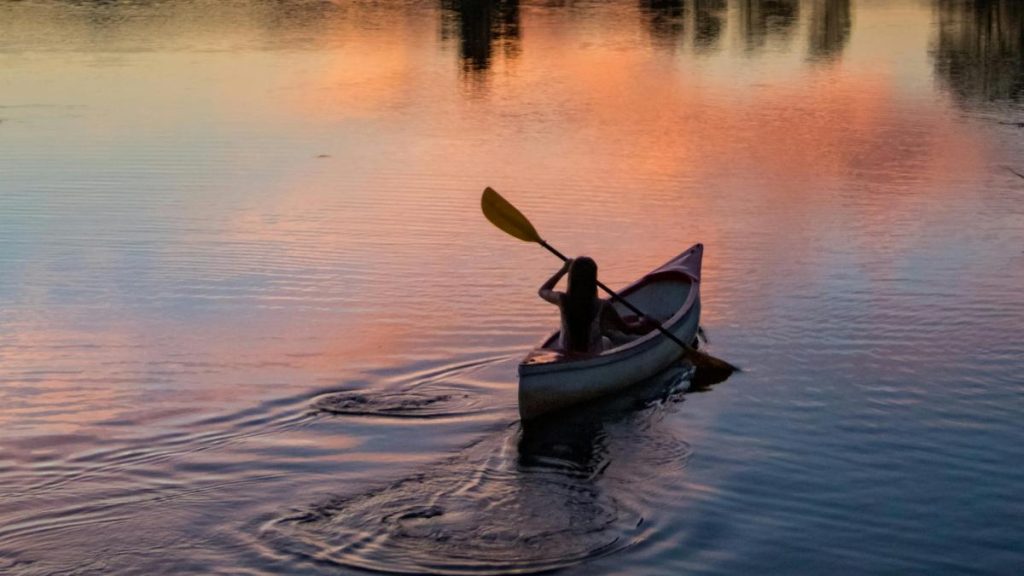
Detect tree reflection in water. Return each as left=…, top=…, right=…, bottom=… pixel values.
left=441, top=0, right=521, bottom=75
left=933, top=0, right=1024, bottom=104
left=694, top=0, right=726, bottom=52
left=640, top=0, right=687, bottom=48
left=808, top=0, right=851, bottom=62
left=737, top=0, right=800, bottom=52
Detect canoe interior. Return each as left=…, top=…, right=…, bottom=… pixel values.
left=610, top=279, right=691, bottom=325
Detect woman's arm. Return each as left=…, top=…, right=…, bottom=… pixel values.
left=539, top=259, right=572, bottom=305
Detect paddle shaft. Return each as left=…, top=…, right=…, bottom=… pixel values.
left=537, top=240, right=697, bottom=353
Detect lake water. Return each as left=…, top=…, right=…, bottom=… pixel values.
left=1, top=0, right=1023, bottom=574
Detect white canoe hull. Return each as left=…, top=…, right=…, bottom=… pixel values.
left=518, top=244, right=703, bottom=421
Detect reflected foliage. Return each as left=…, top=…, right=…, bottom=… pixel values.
left=737, top=0, right=800, bottom=51
left=640, top=0, right=687, bottom=47
left=639, top=0, right=726, bottom=52
left=807, top=0, right=851, bottom=61
left=933, top=0, right=1024, bottom=103
left=694, top=0, right=726, bottom=51
left=441, top=0, right=521, bottom=73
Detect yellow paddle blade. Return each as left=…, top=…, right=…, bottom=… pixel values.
left=481, top=187, right=543, bottom=243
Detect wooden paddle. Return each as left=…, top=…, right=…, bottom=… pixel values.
left=481, top=186, right=740, bottom=379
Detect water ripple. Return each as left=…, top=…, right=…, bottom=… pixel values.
left=261, top=366, right=697, bottom=575
left=313, top=355, right=514, bottom=420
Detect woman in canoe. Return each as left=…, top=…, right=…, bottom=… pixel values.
left=539, top=257, right=658, bottom=354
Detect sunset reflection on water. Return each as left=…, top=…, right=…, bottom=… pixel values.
left=1, top=1, right=1023, bottom=574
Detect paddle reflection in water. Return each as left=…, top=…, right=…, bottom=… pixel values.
left=261, top=364, right=721, bottom=575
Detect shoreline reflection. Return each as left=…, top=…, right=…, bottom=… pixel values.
left=694, top=0, right=726, bottom=51
left=738, top=0, right=800, bottom=52
left=933, top=0, right=1024, bottom=105
left=640, top=0, right=688, bottom=47
left=808, top=0, right=851, bottom=61
left=441, top=0, right=521, bottom=75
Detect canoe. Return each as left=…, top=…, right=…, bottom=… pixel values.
left=518, top=243, right=703, bottom=421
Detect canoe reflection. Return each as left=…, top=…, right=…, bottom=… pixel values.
left=518, top=362, right=698, bottom=472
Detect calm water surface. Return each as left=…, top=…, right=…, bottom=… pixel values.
left=1, top=1, right=1023, bottom=574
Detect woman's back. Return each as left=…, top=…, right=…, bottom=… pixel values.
left=539, top=256, right=656, bottom=355
left=557, top=293, right=604, bottom=354
left=539, top=257, right=605, bottom=354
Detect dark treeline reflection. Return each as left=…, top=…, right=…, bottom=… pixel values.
left=694, top=0, right=727, bottom=51
left=441, top=0, right=521, bottom=73
left=638, top=0, right=726, bottom=51
left=737, top=0, right=800, bottom=51
left=933, top=0, right=1024, bottom=103
left=39, top=0, right=1024, bottom=106
left=808, top=0, right=851, bottom=61
left=640, top=0, right=687, bottom=46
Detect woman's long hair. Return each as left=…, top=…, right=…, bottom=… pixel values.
left=564, top=257, right=599, bottom=352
